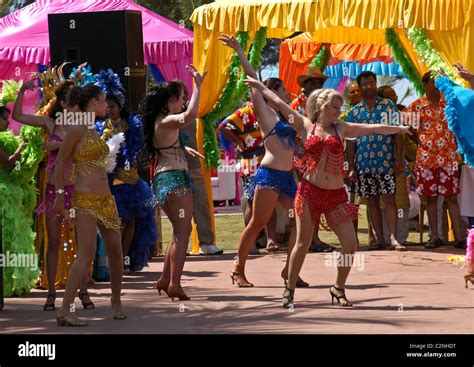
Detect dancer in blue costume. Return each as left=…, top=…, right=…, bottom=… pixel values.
left=0, top=81, right=43, bottom=296
left=219, top=34, right=308, bottom=288
left=95, top=69, right=158, bottom=273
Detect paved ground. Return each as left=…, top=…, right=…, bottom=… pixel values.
left=1, top=246, right=472, bottom=334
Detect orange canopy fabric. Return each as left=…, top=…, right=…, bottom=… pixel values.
left=280, top=33, right=395, bottom=97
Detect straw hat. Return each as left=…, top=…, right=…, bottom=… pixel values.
left=297, top=66, right=328, bottom=87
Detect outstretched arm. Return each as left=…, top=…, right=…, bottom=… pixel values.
left=339, top=121, right=412, bottom=138
left=160, top=65, right=208, bottom=130
left=12, top=80, right=54, bottom=133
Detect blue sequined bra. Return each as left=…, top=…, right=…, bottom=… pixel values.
left=264, top=119, right=296, bottom=150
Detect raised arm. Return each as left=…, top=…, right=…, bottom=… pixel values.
left=219, top=34, right=258, bottom=80
left=339, top=121, right=411, bottom=138
left=0, top=141, right=26, bottom=170
left=12, top=80, right=55, bottom=133
left=244, top=76, right=307, bottom=133
left=160, top=65, right=207, bottom=130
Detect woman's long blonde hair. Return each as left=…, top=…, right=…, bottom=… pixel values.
left=306, top=89, right=344, bottom=123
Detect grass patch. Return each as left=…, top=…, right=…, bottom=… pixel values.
left=158, top=205, right=423, bottom=252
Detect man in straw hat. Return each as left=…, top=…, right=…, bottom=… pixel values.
left=290, top=66, right=328, bottom=114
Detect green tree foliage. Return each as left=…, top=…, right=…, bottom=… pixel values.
left=135, top=0, right=214, bottom=30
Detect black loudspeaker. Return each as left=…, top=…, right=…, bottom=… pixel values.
left=48, top=10, right=146, bottom=113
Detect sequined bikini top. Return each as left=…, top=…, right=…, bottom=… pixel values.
left=73, top=130, right=109, bottom=177
left=295, top=124, right=346, bottom=177
left=153, top=130, right=188, bottom=174
left=264, top=118, right=296, bottom=150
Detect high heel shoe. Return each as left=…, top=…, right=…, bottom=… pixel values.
left=329, top=286, right=353, bottom=307
left=56, top=312, right=88, bottom=327
left=230, top=271, right=254, bottom=287
left=111, top=299, right=127, bottom=320
left=78, top=292, right=95, bottom=310
left=282, top=286, right=295, bottom=309
left=464, top=272, right=474, bottom=288
left=156, top=279, right=170, bottom=296
left=43, top=293, right=56, bottom=311
left=167, top=285, right=190, bottom=301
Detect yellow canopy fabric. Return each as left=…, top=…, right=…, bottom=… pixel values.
left=192, top=0, right=472, bottom=32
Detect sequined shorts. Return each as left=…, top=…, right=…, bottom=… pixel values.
left=295, top=180, right=358, bottom=231
left=247, top=165, right=297, bottom=201
left=72, top=191, right=121, bottom=231
left=152, top=170, right=193, bottom=207
left=36, top=184, right=75, bottom=218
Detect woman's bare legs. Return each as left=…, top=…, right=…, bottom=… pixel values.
left=332, top=220, right=358, bottom=287
left=232, top=188, right=278, bottom=281
left=277, top=196, right=304, bottom=284
left=158, top=191, right=193, bottom=290
left=44, top=215, right=61, bottom=307
left=58, top=213, right=97, bottom=318
left=98, top=224, right=124, bottom=305
left=329, top=220, right=358, bottom=306
left=287, top=199, right=314, bottom=290
left=45, top=214, right=91, bottom=309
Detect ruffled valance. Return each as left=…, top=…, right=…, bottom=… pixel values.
left=192, top=0, right=472, bottom=33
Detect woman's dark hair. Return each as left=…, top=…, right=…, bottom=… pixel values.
left=49, top=80, right=74, bottom=118
left=263, top=77, right=284, bottom=91
left=140, top=81, right=183, bottom=162
left=66, top=86, right=84, bottom=108
left=77, top=85, right=103, bottom=111
left=106, top=94, right=129, bottom=120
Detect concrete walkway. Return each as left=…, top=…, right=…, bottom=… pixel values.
left=1, top=247, right=472, bottom=334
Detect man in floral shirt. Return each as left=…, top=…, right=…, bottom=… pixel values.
left=405, top=72, right=465, bottom=249
left=218, top=102, right=265, bottom=193
left=346, top=71, right=406, bottom=251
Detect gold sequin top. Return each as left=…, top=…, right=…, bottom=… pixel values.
left=73, top=131, right=109, bottom=177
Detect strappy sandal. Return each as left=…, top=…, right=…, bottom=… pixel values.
left=111, top=299, right=127, bottom=320
left=56, top=313, right=88, bottom=327
left=43, top=293, right=56, bottom=311
left=78, top=292, right=95, bottom=310
left=282, top=286, right=295, bottom=309
left=230, top=271, right=254, bottom=287
left=329, top=286, right=353, bottom=307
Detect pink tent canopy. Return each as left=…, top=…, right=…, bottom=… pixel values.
left=0, top=0, right=193, bottom=132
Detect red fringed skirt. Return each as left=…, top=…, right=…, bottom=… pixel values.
left=295, top=180, right=358, bottom=231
